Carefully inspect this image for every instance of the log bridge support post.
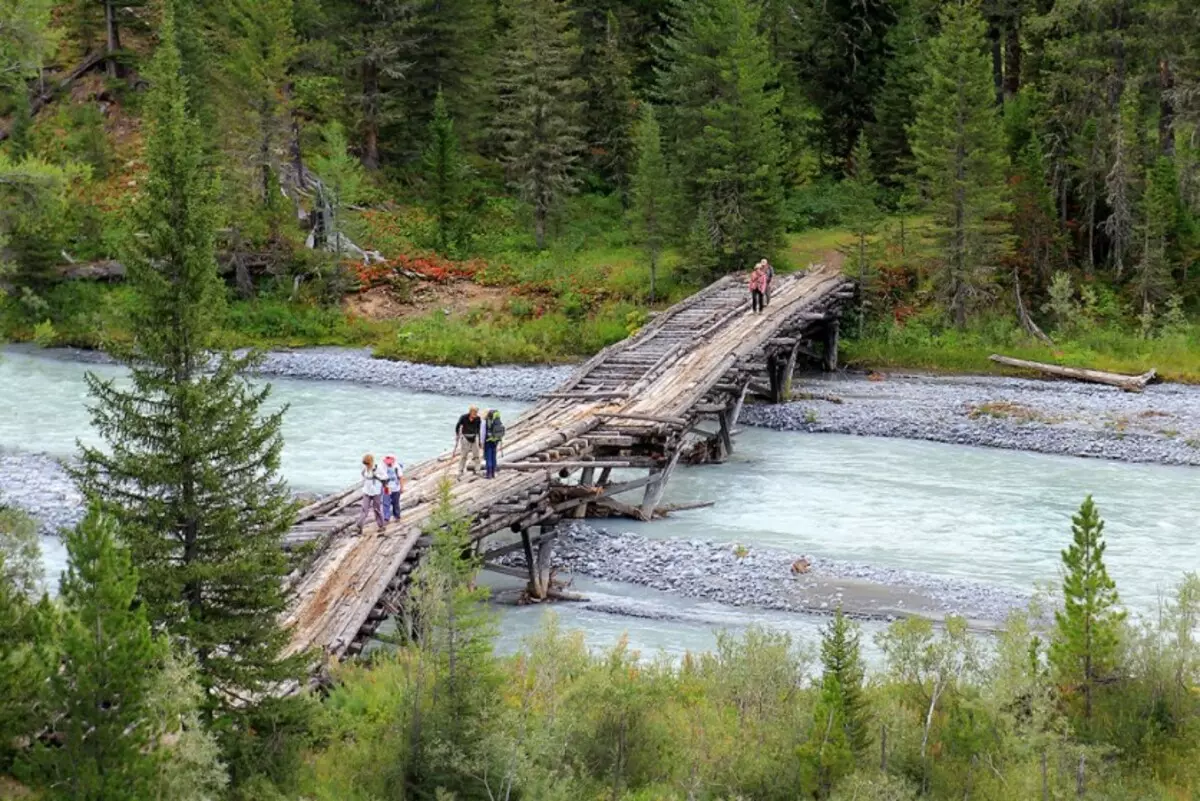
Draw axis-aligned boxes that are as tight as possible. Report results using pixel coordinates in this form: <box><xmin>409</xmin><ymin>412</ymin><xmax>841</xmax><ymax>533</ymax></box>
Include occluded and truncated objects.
<box><xmin>639</xmin><ymin>445</ymin><xmax>683</xmax><ymax>521</ymax></box>
<box><xmin>822</xmin><ymin>319</ymin><xmax>840</xmax><ymax>372</ymax></box>
<box><xmin>573</xmin><ymin>467</ymin><xmax>596</xmax><ymax>519</ymax></box>
<box><xmin>520</xmin><ymin>523</ymin><xmax>557</xmax><ymax>600</ymax></box>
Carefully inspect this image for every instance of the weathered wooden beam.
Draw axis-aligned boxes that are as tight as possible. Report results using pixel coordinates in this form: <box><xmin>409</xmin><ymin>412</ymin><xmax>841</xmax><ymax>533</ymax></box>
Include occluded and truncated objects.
<box><xmin>540</xmin><ymin>391</ymin><xmax>631</xmax><ymax>400</ymax></box>
<box><xmin>502</xmin><ymin>459</ymin><xmax>642</xmax><ymax>470</ymax></box>
<box><xmin>596</xmin><ymin>411</ymin><xmax>689</xmax><ymax>426</ymax></box>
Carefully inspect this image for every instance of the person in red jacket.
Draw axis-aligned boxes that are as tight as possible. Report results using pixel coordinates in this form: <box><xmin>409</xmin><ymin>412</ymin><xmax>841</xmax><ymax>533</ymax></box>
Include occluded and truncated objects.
<box><xmin>749</xmin><ymin>263</ymin><xmax>768</xmax><ymax>314</ymax></box>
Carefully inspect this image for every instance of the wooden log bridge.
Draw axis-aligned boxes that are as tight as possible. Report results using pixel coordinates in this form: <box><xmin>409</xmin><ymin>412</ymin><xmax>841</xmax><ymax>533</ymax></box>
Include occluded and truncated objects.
<box><xmin>282</xmin><ymin>263</ymin><xmax>854</xmax><ymax>660</ymax></box>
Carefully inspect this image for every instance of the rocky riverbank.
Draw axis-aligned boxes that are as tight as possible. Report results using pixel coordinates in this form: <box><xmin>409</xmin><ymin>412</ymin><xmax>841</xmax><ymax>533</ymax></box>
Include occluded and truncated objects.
<box><xmin>0</xmin><ymin>453</ymin><xmax>85</xmax><ymax>535</ymax></box>
<box><xmin>504</xmin><ymin>522</ymin><xmax>1030</xmax><ymax>626</ymax></box>
<box><xmin>744</xmin><ymin>372</ymin><xmax>1200</xmax><ymax>467</ymax></box>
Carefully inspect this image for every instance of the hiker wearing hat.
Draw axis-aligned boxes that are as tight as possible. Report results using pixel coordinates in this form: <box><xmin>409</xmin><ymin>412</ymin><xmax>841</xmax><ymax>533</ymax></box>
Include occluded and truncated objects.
<box><xmin>382</xmin><ymin>454</ymin><xmax>405</xmax><ymax>522</ymax></box>
<box><xmin>483</xmin><ymin>409</ymin><xmax>506</xmax><ymax>479</ymax></box>
<box><xmin>357</xmin><ymin>454</ymin><xmax>387</xmax><ymax>535</ymax></box>
<box><xmin>454</xmin><ymin>405</ymin><xmax>483</xmax><ymax>478</ymax></box>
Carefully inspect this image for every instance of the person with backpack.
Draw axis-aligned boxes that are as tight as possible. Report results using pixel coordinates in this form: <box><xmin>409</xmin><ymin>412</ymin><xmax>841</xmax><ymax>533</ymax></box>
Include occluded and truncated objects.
<box><xmin>454</xmin><ymin>405</ymin><xmax>483</xmax><ymax>478</ymax></box>
<box><xmin>483</xmin><ymin>409</ymin><xmax>506</xmax><ymax>479</ymax></box>
<box><xmin>381</xmin><ymin>454</ymin><xmax>405</xmax><ymax>522</ymax></box>
<box><xmin>357</xmin><ymin>453</ymin><xmax>387</xmax><ymax>535</ymax></box>
<box><xmin>762</xmin><ymin>258</ymin><xmax>775</xmax><ymax>306</ymax></box>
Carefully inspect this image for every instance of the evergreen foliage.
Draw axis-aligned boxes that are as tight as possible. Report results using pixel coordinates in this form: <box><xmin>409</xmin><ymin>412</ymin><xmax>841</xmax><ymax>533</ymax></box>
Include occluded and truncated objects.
<box><xmin>803</xmin><ymin>607</ymin><xmax>871</xmax><ymax>797</ymax></box>
<box><xmin>657</xmin><ymin>0</ymin><xmax>786</xmax><ymax>275</ymax></box>
<box><xmin>846</xmin><ymin>132</ymin><xmax>882</xmax><ymax>327</ymax></box>
<box><xmin>909</xmin><ymin>0</ymin><xmax>1012</xmax><ymax>327</ymax></box>
<box><xmin>37</xmin><ymin>509</ymin><xmax>166</xmax><ymax>801</ymax></box>
<box><xmin>1050</xmin><ymin>495</ymin><xmax>1126</xmax><ymax>723</ymax></box>
<box><xmin>422</xmin><ymin>89</ymin><xmax>472</xmax><ymax>253</ymax></box>
<box><xmin>73</xmin><ymin>3</ymin><xmax>304</xmax><ymax>755</ymax></box>
<box><xmin>580</xmin><ymin>10</ymin><xmax>637</xmax><ymax>198</ymax></box>
<box><xmin>494</xmin><ymin>0</ymin><xmax>584</xmax><ymax>249</ymax></box>
<box><xmin>340</xmin><ymin>0</ymin><xmax>416</xmax><ymax>170</ymax></box>
<box><xmin>630</xmin><ymin>103</ymin><xmax>669</xmax><ymax>303</ymax></box>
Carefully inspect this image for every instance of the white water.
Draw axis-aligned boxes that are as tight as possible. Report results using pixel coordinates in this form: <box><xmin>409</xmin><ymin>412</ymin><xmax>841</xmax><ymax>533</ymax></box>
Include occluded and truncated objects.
<box><xmin>3</xmin><ymin>348</ymin><xmax>1198</xmax><ymax>658</ymax></box>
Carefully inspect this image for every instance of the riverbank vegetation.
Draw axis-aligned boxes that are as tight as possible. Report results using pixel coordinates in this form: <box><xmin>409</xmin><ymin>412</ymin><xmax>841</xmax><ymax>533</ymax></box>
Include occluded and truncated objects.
<box><xmin>6</xmin><ymin>485</ymin><xmax>1200</xmax><ymax>800</ymax></box>
<box><xmin>3</xmin><ymin>0</ymin><xmax>1200</xmax><ymax>372</ymax></box>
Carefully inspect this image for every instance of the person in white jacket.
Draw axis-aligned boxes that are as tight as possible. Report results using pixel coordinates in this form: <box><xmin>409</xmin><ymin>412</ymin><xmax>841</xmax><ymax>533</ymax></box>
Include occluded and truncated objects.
<box><xmin>357</xmin><ymin>453</ymin><xmax>387</xmax><ymax>534</ymax></box>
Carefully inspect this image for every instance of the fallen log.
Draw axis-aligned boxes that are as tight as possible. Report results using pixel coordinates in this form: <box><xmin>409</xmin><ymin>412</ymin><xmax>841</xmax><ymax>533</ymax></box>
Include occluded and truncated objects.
<box><xmin>988</xmin><ymin>354</ymin><xmax>1158</xmax><ymax>392</ymax></box>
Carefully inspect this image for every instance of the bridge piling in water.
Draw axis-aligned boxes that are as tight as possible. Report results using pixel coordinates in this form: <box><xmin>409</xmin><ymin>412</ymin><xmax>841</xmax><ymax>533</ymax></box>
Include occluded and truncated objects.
<box><xmin>280</xmin><ymin>263</ymin><xmax>856</xmax><ymax>663</ymax></box>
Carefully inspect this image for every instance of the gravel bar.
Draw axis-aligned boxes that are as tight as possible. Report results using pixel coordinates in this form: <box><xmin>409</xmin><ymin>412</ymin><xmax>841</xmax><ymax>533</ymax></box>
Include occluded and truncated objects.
<box><xmin>504</xmin><ymin>522</ymin><xmax>1029</xmax><ymax>625</ymax></box>
<box><xmin>743</xmin><ymin>371</ymin><xmax>1200</xmax><ymax>467</ymax></box>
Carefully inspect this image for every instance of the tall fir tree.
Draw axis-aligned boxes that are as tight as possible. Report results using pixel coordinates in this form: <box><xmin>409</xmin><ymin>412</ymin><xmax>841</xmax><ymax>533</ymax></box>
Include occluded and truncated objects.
<box><xmin>846</xmin><ymin>132</ymin><xmax>882</xmax><ymax>329</ymax></box>
<box><xmin>1105</xmin><ymin>87</ymin><xmax>1140</xmax><ymax>276</ymax></box>
<box><xmin>342</xmin><ymin>0</ymin><xmax>416</xmax><ymax>170</ymax></box>
<box><xmin>580</xmin><ymin>10</ymin><xmax>638</xmax><ymax>199</ymax></box>
<box><xmin>422</xmin><ymin>89</ymin><xmax>472</xmax><ymax>254</ymax></box>
<box><xmin>1136</xmin><ymin>156</ymin><xmax>1183</xmax><ymax>317</ymax></box>
<box><xmin>819</xmin><ymin>607</ymin><xmax>871</xmax><ymax>757</ymax></box>
<box><xmin>909</xmin><ymin>0</ymin><xmax>1011</xmax><ymax>327</ymax></box>
<box><xmin>402</xmin><ymin>0</ymin><xmax>495</xmax><ymax>156</ymax></box>
<box><xmin>223</xmin><ymin>0</ymin><xmax>297</xmax><ymax>199</ymax></box>
<box><xmin>1049</xmin><ymin>495</ymin><xmax>1126</xmax><ymax>722</ymax></box>
<box><xmin>75</xmin><ymin>1</ymin><xmax>304</xmax><ymax>740</ymax></box>
<box><xmin>37</xmin><ymin>510</ymin><xmax>166</xmax><ymax>801</ymax></box>
<box><xmin>0</xmin><ymin>510</ymin><xmax>56</xmax><ymax>775</ymax></box>
<box><xmin>404</xmin><ymin>481</ymin><xmax>504</xmax><ymax>797</ymax></box>
<box><xmin>657</xmin><ymin>0</ymin><xmax>786</xmax><ymax>275</ymax></box>
<box><xmin>494</xmin><ymin>0</ymin><xmax>584</xmax><ymax>249</ymax></box>
<box><xmin>630</xmin><ymin>104</ymin><xmax>670</xmax><ymax>304</ymax></box>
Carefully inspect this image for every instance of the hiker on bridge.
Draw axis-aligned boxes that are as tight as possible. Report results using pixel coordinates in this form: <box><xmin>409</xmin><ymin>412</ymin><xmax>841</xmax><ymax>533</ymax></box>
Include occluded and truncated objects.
<box><xmin>762</xmin><ymin>258</ymin><xmax>775</xmax><ymax>306</ymax></box>
<box><xmin>455</xmin><ymin>405</ymin><xmax>483</xmax><ymax>478</ymax></box>
<box><xmin>381</xmin><ymin>454</ymin><xmax>405</xmax><ymax>522</ymax></box>
<box><xmin>749</xmin><ymin>262</ymin><xmax>768</xmax><ymax>314</ymax></box>
<box><xmin>483</xmin><ymin>409</ymin><xmax>505</xmax><ymax>479</ymax></box>
<box><xmin>357</xmin><ymin>453</ymin><xmax>387</xmax><ymax>534</ymax></box>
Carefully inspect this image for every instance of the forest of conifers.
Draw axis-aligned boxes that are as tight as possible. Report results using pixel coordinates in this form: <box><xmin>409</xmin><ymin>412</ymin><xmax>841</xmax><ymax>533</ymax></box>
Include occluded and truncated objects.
<box><xmin>1</xmin><ymin>0</ymin><xmax>1199</xmax><ymax>373</ymax></box>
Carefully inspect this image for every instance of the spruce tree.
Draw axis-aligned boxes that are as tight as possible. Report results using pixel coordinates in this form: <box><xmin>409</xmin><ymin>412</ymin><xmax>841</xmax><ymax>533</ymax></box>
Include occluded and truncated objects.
<box><xmin>630</xmin><ymin>104</ymin><xmax>670</xmax><ymax>304</ymax></box>
<box><xmin>1049</xmin><ymin>496</ymin><xmax>1126</xmax><ymax>722</ymax></box>
<box><xmin>342</xmin><ymin>0</ymin><xmax>416</xmax><ymax>170</ymax></box>
<box><xmin>75</xmin><ymin>2</ymin><xmax>304</xmax><ymax>735</ymax></box>
<box><xmin>494</xmin><ymin>0</ymin><xmax>584</xmax><ymax>249</ymax></box>
<box><xmin>909</xmin><ymin>0</ymin><xmax>1011</xmax><ymax>327</ymax></box>
<box><xmin>422</xmin><ymin>89</ymin><xmax>472</xmax><ymax>254</ymax></box>
<box><xmin>38</xmin><ymin>510</ymin><xmax>166</xmax><ymax>801</ymax></box>
<box><xmin>819</xmin><ymin>607</ymin><xmax>871</xmax><ymax>757</ymax></box>
<box><xmin>657</xmin><ymin>0</ymin><xmax>786</xmax><ymax>275</ymax></box>
<box><xmin>580</xmin><ymin>10</ymin><xmax>637</xmax><ymax>199</ymax></box>
<box><xmin>1135</xmin><ymin>156</ymin><xmax>1181</xmax><ymax>318</ymax></box>
<box><xmin>1105</xmin><ymin>88</ymin><xmax>1140</xmax><ymax>277</ymax></box>
<box><xmin>846</xmin><ymin>132</ymin><xmax>881</xmax><ymax>329</ymax></box>
<box><xmin>0</xmin><ymin>510</ymin><xmax>56</xmax><ymax>774</ymax></box>
<box><xmin>405</xmin><ymin>480</ymin><xmax>503</xmax><ymax>796</ymax></box>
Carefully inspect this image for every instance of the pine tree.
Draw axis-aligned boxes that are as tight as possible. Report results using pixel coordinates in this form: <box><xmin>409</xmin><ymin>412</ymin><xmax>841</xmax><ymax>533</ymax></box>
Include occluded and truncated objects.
<box><xmin>819</xmin><ymin>608</ymin><xmax>871</xmax><ymax>757</ymax></box>
<box><xmin>1135</xmin><ymin>156</ymin><xmax>1180</xmax><ymax>318</ymax></box>
<box><xmin>657</xmin><ymin>0</ymin><xmax>786</xmax><ymax>275</ymax></box>
<box><xmin>402</xmin><ymin>0</ymin><xmax>495</xmax><ymax>156</ymax></box>
<box><xmin>580</xmin><ymin>10</ymin><xmax>637</xmax><ymax>199</ymax></box>
<box><xmin>1105</xmin><ymin>88</ymin><xmax>1140</xmax><ymax>276</ymax></box>
<box><xmin>38</xmin><ymin>509</ymin><xmax>166</xmax><ymax>801</ymax></box>
<box><xmin>0</xmin><ymin>0</ymin><xmax>58</xmax><ymax>98</ymax></box>
<box><xmin>0</xmin><ymin>509</ymin><xmax>56</xmax><ymax>774</ymax></box>
<box><xmin>846</xmin><ymin>132</ymin><xmax>881</xmax><ymax>329</ymax></box>
<box><xmin>422</xmin><ymin>89</ymin><xmax>472</xmax><ymax>254</ymax></box>
<box><xmin>405</xmin><ymin>480</ymin><xmax>503</xmax><ymax>796</ymax></box>
<box><xmin>630</xmin><ymin>104</ymin><xmax>670</xmax><ymax>304</ymax></box>
<box><xmin>909</xmin><ymin>0</ymin><xmax>1011</xmax><ymax>327</ymax></box>
<box><xmin>342</xmin><ymin>0</ymin><xmax>416</xmax><ymax>170</ymax></box>
<box><xmin>1049</xmin><ymin>496</ymin><xmax>1126</xmax><ymax>722</ymax></box>
<box><xmin>75</xmin><ymin>3</ymin><xmax>304</xmax><ymax>738</ymax></box>
<box><xmin>224</xmin><ymin>0</ymin><xmax>297</xmax><ymax>199</ymax></box>
<box><xmin>494</xmin><ymin>0</ymin><xmax>584</xmax><ymax>249</ymax></box>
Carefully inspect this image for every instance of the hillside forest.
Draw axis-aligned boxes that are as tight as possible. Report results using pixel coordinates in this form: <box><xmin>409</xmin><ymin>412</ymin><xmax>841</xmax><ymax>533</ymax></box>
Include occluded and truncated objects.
<box><xmin>1</xmin><ymin>0</ymin><xmax>1199</xmax><ymax>375</ymax></box>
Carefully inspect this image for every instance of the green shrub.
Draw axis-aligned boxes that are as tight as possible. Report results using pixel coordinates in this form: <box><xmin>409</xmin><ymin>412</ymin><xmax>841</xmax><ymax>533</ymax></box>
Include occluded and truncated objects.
<box><xmin>31</xmin><ymin>319</ymin><xmax>56</xmax><ymax>347</ymax></box>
